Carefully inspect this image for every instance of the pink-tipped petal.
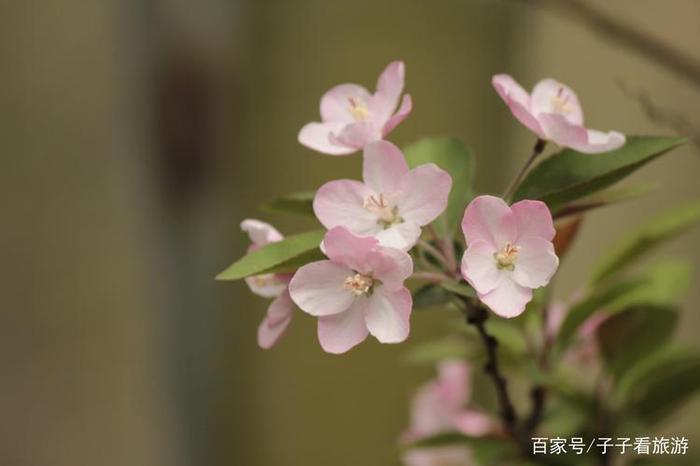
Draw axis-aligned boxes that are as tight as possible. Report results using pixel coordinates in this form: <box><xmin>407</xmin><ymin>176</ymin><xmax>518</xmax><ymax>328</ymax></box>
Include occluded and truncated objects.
<box><xmin>492</xmin><ymin>74</ymin><xmax>544</xmax><ymax>138</ymax></box>
<box><xmin>575</xmin><ymin>129</ymin><xmax>626</xmax><ymax>154</ymax></box>
<box><xmin>320</xmin><ymin>83</ymin><xmax>373</xmax><ymax>122</ymax></box>
<box><xmin>298</xmin><ymin>121</ymin><xmax>357</xmax><ymax>155</ymax></box>
<box><xmin>317</xmin><ymin>301</ymin><xmax>369</xmax><ymax>354</ymax></box>
<box><xmin>436</xmin><ymin>360</ymin><xmax>471</xmax><ymax>407</ymax></box>
<box><xmin>461</xmin><ymin>240</ymin><xmax>501</xmax><ymax>295</ymax></box>
<box><xmin>375</xmin><ymin>60</ymin><xmax>405</xmax><ymax>113</ymax></box>
<box><xmin>539</xmin><ymin>113</ymin><xmax>588</xmax><ymax>149</ymax></box>
<box><xmin>241</xmin><ymin>219</ymin><xmax>283</xmax><ymax>246</ymax></box>
<box><xmin>365</xmin><ymin>247</ymin><xmax>413</xmax><ymax>291</ymax></box>
<box><xmin>322</xmin><ymin>226</ymin><xmax>379</xmax><ymax>272</ymax></box>
<box><xmin>398</xmin><ymin>163</ymin><xmax>451</xmax><ymax>225</ymax></box>
<box><xmin>454</xmin><ymin>410</ymin><xmax>494</xmax><ymax>437</ymax></box>
<box><xmin>313</xmin><ymin>180</ymin><xmax>380</xmax><ymax>235</ymax></box>
<box><xmin>479</xmin><ymin>274</ymin><xmax>533</xmax><ymax>318</ymax></box>
<box><xmin>257</xmin><ymin>291</ymin><xmax>294</xmax><ymax>349</ymax></box>
<box><xmin>362</xmin><ymin>140</ymin><xmax>409</xmax><ymax>195</ymax></box>
<box><xmin>461</xmin><ymin>195</ymin><xmax>516</xmax><ymax>248</ymax></box>
<box><xmin>364</xmin><ymin>288</ymin><xmax>412</xmax><ymax>344</ymax></box>
<box><xmin>512</xmin><ymin>237</ymin><xmax>559</xmax><ymax>289</ymax></box>
<box><xmin>511</xmin><ymin>199</ymin><xmax>556</xmax><ymax>242</ymax></box>
<box><xmin>329</xmin><ymin>121</ymin><xmax>381</xmax><ymax>149</ymax></box>
<box><xmin>374</xmin><ymin>220</ymin><xmax>422</xmax><ymax>251</ymax></box>
<box><xmin>288</xmin><ymin>260</ymin><xmax>355</xmax><ymax>316</ymax></box>
<box><xmin>531</xmin><ymin>78</ymin><xmax>583</xmax><ymax>125</ymax></box>
<box><xmin>383</xmin><ymin>93</ymin><xmax>412</xmax><ymax>136</ymax></box>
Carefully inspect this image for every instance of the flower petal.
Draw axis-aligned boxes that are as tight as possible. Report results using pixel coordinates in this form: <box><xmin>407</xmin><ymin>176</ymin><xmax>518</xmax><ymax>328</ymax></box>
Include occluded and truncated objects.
<box><xmin>398</xmin><ymin>163</ymin><xmax>452</xmax><ymax>226</ymax></box>
<box><xmin>461</xmin><ymin>240</ymin><xmax>500</xmax><ymax>295</ymax></box>
<box><xmin>313</xmin><ymin>180</ymin><xmax>380</xmax><ymax>235</ymax></box>
<box><xmin>365</xmin><ymin>247</ymin><xmax>413</xmax><ymax>290</ymax></box>
<box><xmin>374</xmin><ymin>221</ymin><xmax>422</xmax><ymax>251</ymax></box>
<box><xmin>574</xmin><ymin>129</ymin><xmax>626</xmax><ymax>154</ymax></box>
<box><xmin>454</xmin><ymin>410</ymin><xmax>494</xmax><ymax>437</ymax></box>
<box><xmin>320</xmin><ymin>83</ymin><xmax>372</xmax><ymax>122</ymax></box>
<box><xmin>298</xmin><ymin>121</ymin><xmax>356</xmax><ymax>155</ymax></box>
<box><xmin>317</xmin><ymin>300</ymin><xmax>369</xmax><ymax>354</ymax></box>
<box><xmin>257</xmin><ymin>291</ymin><xmax>293</xmax><ymax>349</ymax></box>
<box><xmin>364</xmin><ymin>287</ymin><xmax>412</xmax><ymax>344</ymax></box>
<box><xmin>383</xmin><ymin>94</ymin><xmax>412</xmax><ymax>136</ymax></box>
<box><xmin>375</xmin><ymin>60</ymin><xmax>405</xmax><ymax>117</ymax></box>
<box><xmin>288</xmin><ymin>260</ymin><xmax>354</xmax><ymax>316</ymax></box>
<box><xmin>538</xmin><ymin>113</ymin><xmax>588</xmax><ymax>149</ymax></box>
<box><xmin>461</xmin><ymin>195</ymin><xmax>516</xmax><ymax>248</ymax></box>
<box><xmin>240</xmin><ymin>219</ymin><xmax>283</xmax><ymax>246</ymax></box>
<box><xmin>245</xmin><ymin>273</ymin><xmax>287</xmax><ymax>299</ymax></box>
<box><xmin>322</xmin><ymin>226</ymin><xmax>379</xmax><ymax>272</ymax></box>
<box><xmin>403</xmin><ymin>446</ymin><xmax>474</xmax><ymax>466</ymax></box>
<box><xmin>329</xmin><ymin>121</ymin><xmax>381</xmax><ymax>149</ymax></box>
<box><xmin>362</xmin><ymin>140</ymin><xmax>409</xmax><ymax>195</ymax></box>
<box><xmin>436</xmin><ymin>360</ymin><xmax>470</xmax><ymax>407</ymax></box>
<box><xmin>531</xmin><ymin>78</ymin><xmax>583</xmax><ymax>125</ymax></box>
<box><xmin>512</xmin><ymin>237</ymin><xmax>559</xmax><ymax>289</ymax></box>
<box><xmin>511</xmin><ymin>199</ymin><xmax>555</xmax><ymax>241</ymax></box>
<box><xmin>479</xmin><ymin>274</ymin><xmax>533</xmax><ymax>318</ymax></box>
<box><xmin>492</xmin><ymin>74</ymin><xmax>544</xmax><ymax>138</ymax></box>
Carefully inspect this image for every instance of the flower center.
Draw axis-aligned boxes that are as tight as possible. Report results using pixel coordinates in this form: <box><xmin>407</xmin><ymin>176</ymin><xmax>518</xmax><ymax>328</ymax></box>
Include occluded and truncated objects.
<box><xmin>363</xmin><ymin>194</ymin><xmax>404</xmax><ymax>228</ymax></box>
<box><xmin>348</xmin><ymin>97</ymin><xmax>370</xmax><ymax>121</ymax></box>
<box><xmin>251</xmin><ymin>273</ymin><xmax>281</xmax><ymax>288</ymax></box>
<box><xmin>343</xmin><ymin>273</ymin><xmax>374</xmax><ymax>296</ymax></box>
<box><xmin>494</xmin><ymin>242</ymin><xmax>520</xmax><ymax>271</ymax></box>
<box><xmin>550</xmin><ymin>87</ymin><xmax>574</xmax><ymax>115</ymax></box>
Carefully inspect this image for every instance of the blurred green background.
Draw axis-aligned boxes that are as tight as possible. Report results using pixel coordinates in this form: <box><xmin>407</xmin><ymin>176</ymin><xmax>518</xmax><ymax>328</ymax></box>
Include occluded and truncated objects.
<box><xmin>2</xmin><ymin>1</ymin><xmax>699</xmax><ymax>465</ymax></box>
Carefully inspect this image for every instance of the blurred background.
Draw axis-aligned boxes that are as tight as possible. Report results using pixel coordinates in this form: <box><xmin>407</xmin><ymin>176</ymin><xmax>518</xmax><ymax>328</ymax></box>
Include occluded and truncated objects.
<box><xmin>2</xmin><ymin>0</ymin><xmax>699</xmax><ymax>465</ymax></box>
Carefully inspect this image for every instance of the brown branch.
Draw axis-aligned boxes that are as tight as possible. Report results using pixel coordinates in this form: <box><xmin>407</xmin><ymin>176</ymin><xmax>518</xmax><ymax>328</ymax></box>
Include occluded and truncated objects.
<box><xmin>514</xmin><ymin>0</ymin><xmax>700</xmax><ymax>90</ymax></box>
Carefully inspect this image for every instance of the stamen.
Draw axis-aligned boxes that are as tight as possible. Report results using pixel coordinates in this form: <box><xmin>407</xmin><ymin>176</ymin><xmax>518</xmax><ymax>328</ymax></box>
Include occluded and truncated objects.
<box><xmin>344</xmin><ymin>273</ymin><xmax>374</xmax><ymax>296</ymax></box>
<box><xmin>494</xmin><ymin>242</ymin><xmax>520</xmax><ymax>271</ymax></box>
<box><xmin>348</xmin><ymin>97</ymin><xmax>370</xmax><ymax>121</ymax></box>
<box><xmin>363</xmin><ymin>194</ymin><xmax>404</xmax><ymax>228</ymax></box>
<box><xmin>550</xmin><ymin>86</ymin><xmax>573</xmax><ymax>115</ymax></box>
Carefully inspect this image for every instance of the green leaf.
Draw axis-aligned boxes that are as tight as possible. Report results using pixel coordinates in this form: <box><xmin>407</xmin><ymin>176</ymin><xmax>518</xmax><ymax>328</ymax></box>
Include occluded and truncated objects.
<box><xmin>216</xmin><ymin>229</ymin><xmax>324</xmax><ymax>280</ymax></box>
<box><xmin>596</xmin><ymin>304</ymin><xmax>678</xmax><ymax>380</ymax></box>
<box><xmin>441</xmin><ymin>281</ymin><xmax>476</xmax><ymax>299</ymax></box>
<box><xmin>553</xmin><ymin>183</ymin><xmax>657</xmax><ymax>219</ymax></box>
<box><xmin>404</xmin><ymin>338</ymin><xmax>468</xmax><ymax>366</ymax></box>
<box><xmin>512</xmin><ymin>136</ymin><xmax>685</xmax><ymax>209</ymax></box>
<box><xmin>404</xmin><ymin>137</ymin><xmax>474</xmax><ymax>233</ymax></box>
<box><xmin>591</xmin><ymin>199</ymin><xmax>700</xmax><ymax>284</ymax></box>
<box><xmin>260</xmin><ymin>191</ymin><xmax>315</xmax><ymax>216</ymax></box>
<box><xmin>606</xmin><ymin>259</ymin><xmax>692</xmax><ymax>310</ymax></box>
<box><xmin>619</xmin><ymin>347</ymin><xmax>700</xmax><ymax>424</ymax></box>
<box><xmin>412</xmin><ymin>284</ymin><xmax>451</xmax><ymax>309</ymax></box>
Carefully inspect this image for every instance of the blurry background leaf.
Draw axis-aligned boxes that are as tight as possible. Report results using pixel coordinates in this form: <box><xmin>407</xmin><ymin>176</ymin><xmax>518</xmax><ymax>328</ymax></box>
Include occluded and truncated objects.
<box><xmin>606</xmin><ymin>259</ymin><xmax>693</xmax><ymax>310</ymax></box>
<box><xmin>412</xmin><ymin>284</ymin><xmax>452</xmax><ymax>309</ymax></box>
<box><xmin>216</xmin><ymin>229</ymin><xmax>324</xmax><ymax>280</ymax></box>
<box><xmin>260</xmin><ymin>191</ymin><xmax>316</xmax><ymax>217</ymax></box>
<box><xmin>591</xmin><ymin>199</ymin><xmax>700</xmax><ymax>284</ymax></box>
<box><xmin>596</xmin><ymin>305</ymin><xmax>679</xmax><ymax>380</ymax></box>
<box><xmin>618</xmin><ymin>347</ymin><xmax>700</xmax><ymax>424</ymax></box>
<box><xmin>404</xmin><ymin>338</ymin><xmax>469</xmax><ymax>366</ymax></box>
<box><xmin>553</xmin><ymin>216</ymin><xmax>583</xmax><ymax>258</ymax></box>
<box><xmin>441</xmin><ymin>281</ymin><xmax>476</xmax><ymax>299</ymax></box>
<box><xmin>404</xmin><ymin>138</ymin><xmax>474</xmax><ymax>233</ymax></box>
<box><xmin>512</xmin><ymin>136</ymin><xmax>685</xmax><ymax>209</ymax></box>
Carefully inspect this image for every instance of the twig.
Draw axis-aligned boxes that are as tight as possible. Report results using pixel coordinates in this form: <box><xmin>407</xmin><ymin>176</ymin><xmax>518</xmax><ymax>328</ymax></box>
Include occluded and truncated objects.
<box><xmin>460</xmin><ymin>297</ymin><xmax>518</xmax><ymax>434</ymax></box>
<box><xmin>427</xmin><ymin>224</ymin><xmax>459</xmax><ymax>278</ymax></box>
<box><xmin>417</xmin><ymin>239</ymin><xmax>452</xmax><ymax>271</ymax></box>
<box><xmin>411</xmin><ymin>271</ymin><xmax>452</xmax><ymax>283</ymax></box>
<box><xmin>504</xmin><ymin>139</ymin><xmax>546</xmax><ymax>201</ymax></box>
<box><xmin>513</xmin><ymin>0</ymin><xmax>700</xmax><ymax>90</ymax></box>
<box><xmin>525</xmin><ymin>386</ymin><xmax>547</xmax><ymax>434</ymax></box>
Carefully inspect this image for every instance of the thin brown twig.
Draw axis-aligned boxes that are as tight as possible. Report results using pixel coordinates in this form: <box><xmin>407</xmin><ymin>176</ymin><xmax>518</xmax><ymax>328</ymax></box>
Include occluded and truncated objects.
<box><xmin>513</xmin><ymin>0</ymin><xmax>700</xmax><ymax>90</ymax></box>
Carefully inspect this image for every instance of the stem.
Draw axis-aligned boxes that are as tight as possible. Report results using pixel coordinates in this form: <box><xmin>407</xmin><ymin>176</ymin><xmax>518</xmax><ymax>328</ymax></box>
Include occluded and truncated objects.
<box><xmin>417</xmin><ymin>239</ymin><xmax>451</xmax><ymax>271</ymax></box>
<box><xmin>460</xmin><ymin>297</ymin><xmax>518</xmax><ymax>434</ymax></box>
<box><xmin>503</xmin><ymin>139</ymin><xmax>546</xmax><ymax>201</ymax></box>
<box><xmin>411</xmin><ymin>271</ymin><xmax>452</xmax><ymax>283</ymax></box>
<box><xmin>525</xmin><ymin>386</ymin><xmax>547</xmax><ymax>434</ymax></box>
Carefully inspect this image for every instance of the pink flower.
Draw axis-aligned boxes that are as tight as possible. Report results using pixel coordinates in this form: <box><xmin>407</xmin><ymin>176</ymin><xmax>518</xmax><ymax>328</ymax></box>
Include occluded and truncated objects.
<box><xmin>288</xmin><ymin>227</ymin><xmax>413</xmax><ymax>354</ymax></box>
<box><xmin>460</xmin><ymin>196</ymin><xmax>559</xmax><ymax>318</ymax></box>
<box><xmin>404</xmin><ymin>360</ymin><xmax>495</xmax><ymax>442</ymax></box>
<box><xmin>492</xmin><ymin>74</ymin><xmax>625</xmax><ymax>154</ymax></box>
<box><xmin>313</xmin><ymin>140</ymin><xmax>451</xmax><ymax>251</ymax></box>
<box><xmin>403</xmin><ymin>446</ymin><xmax>475</xmax><ymax>466</ymax></box>
<box><xmin>241</xmin><ymin>219</ymin><xmax>294</xmax><ymax>349</ymax></box>
<box><xmin>298</xmin><ymin>61</ymin><xmax>413</xmax><ymax>155</ymax></box>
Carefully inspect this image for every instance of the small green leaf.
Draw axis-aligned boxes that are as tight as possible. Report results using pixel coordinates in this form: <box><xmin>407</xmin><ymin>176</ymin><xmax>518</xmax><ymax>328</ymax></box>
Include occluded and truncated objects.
<box><xmin>513</xmin><ymin>136</ymin><xmax>685</xmax><ymax>209</ymax></box>
<box><xmin>404</xmin><ymin>138</ymin><xmax>474</xmax><ymax>233</ymax></box>
<box><xmin>553</xmin><ymin>183</ymin><xmax>657</xmax><ymax>219</ymax></box>
<box><xmin>596</xmin><ymin>304</ymin><xmax>678</xmax><ymax>380</ymax></box>
<box><xmin>619</xmin><ymin>347</ymin><xmax>700</xmax><ymax>424</ymax></box>
<box><xmin>260</xmin><ymin>191</ymin><xmax>315</xmax><ymax>216</ymax></box>
<box><xmin>606</xmin><ymin>259</ymin><xmax>692</xmax><ymax>310</ymax></box>
<box><xmin>591</xmin><ymin>199</ymin><xmax>700</xmax><ymax>284</ymax></box>
<box><xmin>216</xmin><ymin>229</ymin><xmax>324</xmax><ymax>280</ymax></box>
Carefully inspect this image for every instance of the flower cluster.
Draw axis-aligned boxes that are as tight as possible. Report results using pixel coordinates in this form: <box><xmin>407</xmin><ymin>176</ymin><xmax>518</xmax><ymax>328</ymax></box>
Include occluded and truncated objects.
<box><xmin>234</xmin><ymin>61</ymin><xmax>633</xmax><ymax>353</ymax></box>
